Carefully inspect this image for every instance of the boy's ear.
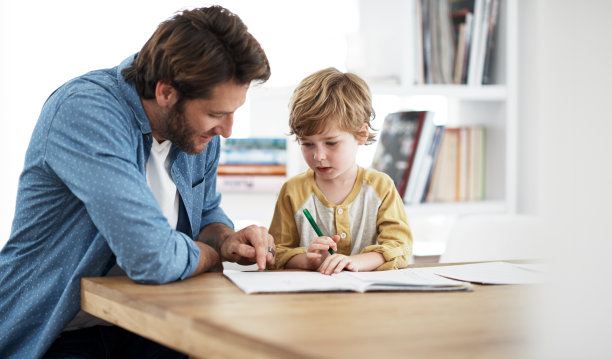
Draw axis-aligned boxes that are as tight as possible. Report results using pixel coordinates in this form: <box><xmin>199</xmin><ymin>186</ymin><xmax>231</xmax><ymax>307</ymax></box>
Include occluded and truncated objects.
<box><xmin>357</xmin><ymin>124</ymin><xmax>369</xmax><ymax>145</ymax></box>
<box><xmin>154</xmin><ymin>82</ymin><xmax>179</xmax><ymax>108</ymax></box>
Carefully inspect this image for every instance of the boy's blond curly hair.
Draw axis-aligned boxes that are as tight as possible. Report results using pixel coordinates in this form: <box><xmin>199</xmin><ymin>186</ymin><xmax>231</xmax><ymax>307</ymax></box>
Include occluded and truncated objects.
<box><xmin>289</xmin><ymin>67</ymin><xmax>377</xmax><ymax>144</ymax></box>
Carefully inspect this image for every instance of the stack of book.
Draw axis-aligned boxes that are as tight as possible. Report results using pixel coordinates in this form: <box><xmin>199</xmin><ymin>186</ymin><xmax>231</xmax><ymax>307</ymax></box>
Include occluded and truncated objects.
<box><xmin>216</xmin><ymin>138</ymin><xmax>287</xmax><ymax>192</ymax></box>
<box><xmin>371</xmin><ymin>111</ymin><xmax>485</xmax><ymax>204</ymax></box>
<box><xmin>424</xmin><ymin>126</ymin><xmax>486</xmax><ymax>203</ymax></box>
<box><xmin>416</xmin><ymin>0</ymin><xmax>500</xmax><ymax>85</ymax></box>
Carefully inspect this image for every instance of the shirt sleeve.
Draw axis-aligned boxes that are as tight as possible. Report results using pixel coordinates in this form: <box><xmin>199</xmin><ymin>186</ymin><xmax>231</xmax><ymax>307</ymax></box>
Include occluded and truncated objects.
<box><xmin>361</xmin><ymin>177</ymin><xmax>413</xmax><ymax>271</ymax></box>
<box><xmin>44</xmin><ymin>89</ymin><xmax>199</xmax><ymax>284</ymax></box>
<box><xmin>269</xmin><ymin>182</ymin><xmax>305</xmax><ymax>269</ymax></box>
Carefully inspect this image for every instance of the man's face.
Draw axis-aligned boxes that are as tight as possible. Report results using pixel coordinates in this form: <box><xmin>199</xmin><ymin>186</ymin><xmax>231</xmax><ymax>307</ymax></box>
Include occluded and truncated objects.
<box><xmin>159</xmin><ymin>81</ymin><xmax>249</xmax><ymax>154</ymax></box>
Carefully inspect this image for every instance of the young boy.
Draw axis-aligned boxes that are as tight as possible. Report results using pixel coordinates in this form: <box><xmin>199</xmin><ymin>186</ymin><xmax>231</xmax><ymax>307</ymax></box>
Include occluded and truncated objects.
<box><xmin>269</xmin><ymin>68</ymin><xmax>413</xmax><ymax>275</ymax></box>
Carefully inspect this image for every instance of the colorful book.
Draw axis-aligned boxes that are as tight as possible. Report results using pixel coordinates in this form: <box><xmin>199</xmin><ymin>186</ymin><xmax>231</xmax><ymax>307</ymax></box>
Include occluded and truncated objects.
<box><xmin>222</xmin><ymin>137</ymin><xmax>286</xmax><ymax>150</ymax></box>
<box><xmin>220</xmin><ymin>148</ymin><xmax>286</xmax><ymax>165</ymax></box>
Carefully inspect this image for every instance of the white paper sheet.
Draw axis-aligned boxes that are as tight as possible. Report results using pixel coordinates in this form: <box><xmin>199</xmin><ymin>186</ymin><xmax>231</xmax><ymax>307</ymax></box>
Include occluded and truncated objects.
<box><xmin>426</xmin><ymin>261</ymin><xmax>549</xmax><ymax>285</ymax></box>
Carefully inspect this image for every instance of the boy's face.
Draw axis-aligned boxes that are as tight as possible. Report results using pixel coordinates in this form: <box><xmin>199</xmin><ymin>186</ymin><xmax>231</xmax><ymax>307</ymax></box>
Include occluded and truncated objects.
<box><xmin>298</xmin><ymin>122</ymin><xmax>367</xmax><ymax>183</ymax></box>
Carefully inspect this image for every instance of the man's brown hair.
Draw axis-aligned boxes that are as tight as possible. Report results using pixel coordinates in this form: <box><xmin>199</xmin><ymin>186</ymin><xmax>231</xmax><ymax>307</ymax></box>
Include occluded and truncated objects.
<box><xmin>289</xmin><ymin>67</ymin><xmax>376</xmax><ymax>144</ymax></box>
<box><xmin>122</xmin><ymin>6</ymin><xmax>270</xmax><ymax>100</ymax></box>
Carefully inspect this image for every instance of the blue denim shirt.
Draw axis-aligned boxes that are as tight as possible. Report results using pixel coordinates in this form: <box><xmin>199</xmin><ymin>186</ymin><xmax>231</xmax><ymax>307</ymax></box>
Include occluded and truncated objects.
<box><xmin>0</xmin><ymin>55</ymin><xmax>233</xmax><ymax>358</ymax></box>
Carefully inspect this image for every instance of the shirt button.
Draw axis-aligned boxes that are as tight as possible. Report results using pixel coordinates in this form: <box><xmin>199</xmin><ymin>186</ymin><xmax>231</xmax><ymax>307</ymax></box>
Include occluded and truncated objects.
<box><xmin>337</xmin><ymin>208</ymin><xmax>344</xmax><ymax>214</ymax></box>
<box><xmin>340</xmin><ymin>232</ymin><xmax>347</xmax><ymax>239</ymax></box>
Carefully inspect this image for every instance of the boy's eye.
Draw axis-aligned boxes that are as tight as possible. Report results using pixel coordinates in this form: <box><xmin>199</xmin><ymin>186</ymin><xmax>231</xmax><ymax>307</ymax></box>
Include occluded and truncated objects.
<box><xmin>300</xmin><ymin>142</ymin><xmax>313</xmax><ymax>147</ymax></box>
<box><xmin>326</xmin><ymin>142</ymin><xmax>338</xmax><ymax>146</ymax></box>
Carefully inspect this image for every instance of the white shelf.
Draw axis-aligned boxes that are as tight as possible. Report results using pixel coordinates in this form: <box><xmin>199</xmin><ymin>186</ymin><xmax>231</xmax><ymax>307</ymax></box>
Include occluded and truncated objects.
<box><xmin>371</xmin><ymin>84</ymin><xmax>508</xmax><ymax>101</ymax></box>
<box><xmin>405</xmin><ymin>200</ymin><xmax>508</xmax><ymax>217</ymax></box>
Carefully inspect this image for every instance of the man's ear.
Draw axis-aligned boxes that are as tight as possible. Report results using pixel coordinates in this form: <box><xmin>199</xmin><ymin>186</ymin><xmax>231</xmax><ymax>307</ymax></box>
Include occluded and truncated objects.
<box><xmin>357</xmin><ymin>124</ymin><xmax>369</xmax><ymax>145</ymax></box>
<box><xmin>154</xmin><ymin>82</ymin><xmax>178</xmax><ymax>108</ymax></box>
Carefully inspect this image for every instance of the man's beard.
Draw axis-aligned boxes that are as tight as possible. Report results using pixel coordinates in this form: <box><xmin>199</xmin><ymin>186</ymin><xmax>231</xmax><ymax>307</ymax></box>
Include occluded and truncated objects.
<box><xmin>158</xmin><ymin>99</ymin><xmax>204</xmax><ymax>155</ymax></box>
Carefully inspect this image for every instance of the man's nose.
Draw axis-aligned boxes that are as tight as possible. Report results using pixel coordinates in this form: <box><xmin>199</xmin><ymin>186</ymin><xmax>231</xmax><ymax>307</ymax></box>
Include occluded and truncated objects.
<box><xmin>215</xmin><ymin>115</ymin><xmax>233</xmax><ymax>138</ymax></box>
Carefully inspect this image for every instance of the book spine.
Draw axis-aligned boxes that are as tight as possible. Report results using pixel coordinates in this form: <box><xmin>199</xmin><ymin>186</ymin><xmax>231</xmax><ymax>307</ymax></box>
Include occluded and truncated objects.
<box><xmin>216</xmin><ymin>175</ymin><xmax>286</xmax><ymax>192</ymax></box>
<box><xmin>217</xmin><ymin>164</ymin><xmax>287</xmax><ymax>176</ymax></box>
<box><xmin>222</xmin><ymin>137</ymin><xmax>286</xmax><ymax>150</ymax></box>
<box><xmin>220</xmin><ymin>148</ymin><xmax>286</xmax><ymax>165</ymax></box>
<box><xmin>398</xmin><ymin>113</ymin><xmax>426</xmax><ymax>197</ymax></box>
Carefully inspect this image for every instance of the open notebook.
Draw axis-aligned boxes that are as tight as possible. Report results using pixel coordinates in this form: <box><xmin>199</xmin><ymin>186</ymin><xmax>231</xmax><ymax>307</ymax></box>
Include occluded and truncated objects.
<box><xmin>223</xmin><ymin>268</ymin><xmax>473</xmax><ymax>294</ymax></box>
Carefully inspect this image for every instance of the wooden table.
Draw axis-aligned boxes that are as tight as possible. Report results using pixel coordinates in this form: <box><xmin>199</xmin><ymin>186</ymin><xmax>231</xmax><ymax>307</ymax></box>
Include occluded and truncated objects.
<box><xmin>81</xmin><ymin>264</ymin><xmax>536</xmax><ymax>359</ymax></box>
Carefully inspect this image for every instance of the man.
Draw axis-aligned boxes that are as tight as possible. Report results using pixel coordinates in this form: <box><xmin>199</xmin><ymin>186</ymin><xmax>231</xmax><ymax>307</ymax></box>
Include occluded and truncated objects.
<box><xmin>0</xmin><ymin>6</ymin><xmax>273</xmax><ymax>358</ymax></box>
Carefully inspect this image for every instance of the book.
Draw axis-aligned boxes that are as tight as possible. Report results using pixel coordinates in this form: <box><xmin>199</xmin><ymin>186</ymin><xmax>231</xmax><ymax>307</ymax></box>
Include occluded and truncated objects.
<box><xmin>421</xmin><ymin>0</ymin><xmax>455</xmax><ymax>84</ymax></box>
<box><xmin>425</xmin><ymin>126</ymin><xmax>485</xmax><ymax>202</ymax></box>
<box><xmin>403</xmin><ymin>112</ymin><xmax>437</xmax><ymax>204</ymax></box>
<box><xmin>467</xmin><ymin>0</ymin><xmax>497</xmax><ymax>85</ymax></box>
<box><xmin>216</xmin><ymin>175</ymin><xmax>286</xmax><ymax>192</ymax></box>
<box><xmin>467</xmin><ymin>126</ymin><xmax>486</xmax><ymax>200</ymax></box>
<box><xmin>218</xmin><ymin>137</ymin><xmax>287</xmax><ymax>177</ymax></box>
<box><xmin>222</xmin><ymin>137</ymin><xmax>286</xmax><ymax>150</ymax></box>
<box><xmin>217</xmin><ymin>164</ymin><xmax>286</xmax><ymax>176</ymax></box>
<box><xmin>450</xmin><ymin>0</ymin><xmax>475</xmax><ymax>84</ymax></box>
<box><xmin>426</xmin><ymin>127</ymin><xmax>460</xmax><ymax>202</ymax></box>
<box><xmin>371</xmin><ymin>111</ymin><xmax>428</xmax><ymax>197</ymax></box>
<box><xmin>220</xmin><ymin>148</ymin><xmax>286</xmax><ymax>165</ymax></box>
<box><xmin>409</xmin><ymin>125</ymin><xmax>445</xmax><ymax>204</ymax></box>
<box><xmin>481</xmin><ymin>0</ymin><xmax>500</xmax><ymax>84</ymax></box>
<box><xmin>223</xmin><ymin>268</ymin><xmax>473</xmax><ymax>294</ymax></box>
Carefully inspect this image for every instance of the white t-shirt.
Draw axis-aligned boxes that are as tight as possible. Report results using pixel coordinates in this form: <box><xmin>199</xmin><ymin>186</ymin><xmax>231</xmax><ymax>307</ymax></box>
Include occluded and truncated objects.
<box><xmin>145</xmin><ymin>137</ymin><xmax>179</xmax><ymax>230</ymax></box>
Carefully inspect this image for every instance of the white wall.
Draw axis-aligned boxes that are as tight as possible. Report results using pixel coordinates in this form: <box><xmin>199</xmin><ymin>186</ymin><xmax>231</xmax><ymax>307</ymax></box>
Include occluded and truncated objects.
<box><xmin>0</xmin><ymin>0</ymin><xmax>358</xmax><ymax>248</ymax></box>
<box><xmin>518</xmin><ymin>1</ymin><xmax>612</xmax><ymax>357</ymax></box>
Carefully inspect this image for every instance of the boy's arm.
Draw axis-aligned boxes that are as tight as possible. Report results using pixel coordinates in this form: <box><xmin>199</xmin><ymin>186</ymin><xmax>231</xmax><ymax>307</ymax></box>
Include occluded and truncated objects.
<box><xmin>362</xmin><ymin>182</ymin><xmax>413</xmax><ymax>271</ymax></box>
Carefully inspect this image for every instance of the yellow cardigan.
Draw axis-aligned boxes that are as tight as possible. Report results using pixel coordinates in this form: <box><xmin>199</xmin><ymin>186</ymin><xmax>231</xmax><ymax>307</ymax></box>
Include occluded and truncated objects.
<box><xmin>269</xmin><ymin>167</ymin><xmax>413</xmax><ymax>270</ymax></box>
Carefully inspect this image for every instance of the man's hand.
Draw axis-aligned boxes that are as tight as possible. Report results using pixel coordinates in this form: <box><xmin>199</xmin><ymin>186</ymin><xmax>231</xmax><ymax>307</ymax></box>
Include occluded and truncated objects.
<box><xmin>220</xmin><ymin>224</ymin><xmax>275</xmax><ymax>270</ymax></box>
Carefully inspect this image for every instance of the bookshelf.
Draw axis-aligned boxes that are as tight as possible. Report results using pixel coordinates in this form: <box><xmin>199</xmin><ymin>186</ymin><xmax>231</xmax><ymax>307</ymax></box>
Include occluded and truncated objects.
<box><xmin>220</xmin><ymin>0</ymin><xmax>517</xmax><ymax>244</ymax></box>
<box><xmin>354</xmin><ymin>0</ymin><xmax>517</xmax><ymax>216</ymax></box>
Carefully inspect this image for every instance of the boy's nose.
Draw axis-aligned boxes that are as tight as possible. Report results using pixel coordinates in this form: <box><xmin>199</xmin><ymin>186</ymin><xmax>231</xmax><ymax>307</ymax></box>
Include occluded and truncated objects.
<box><xmin>313</xmin><ymin>148</ymin><xmax>325</xmax><ymax>161</ymax></box>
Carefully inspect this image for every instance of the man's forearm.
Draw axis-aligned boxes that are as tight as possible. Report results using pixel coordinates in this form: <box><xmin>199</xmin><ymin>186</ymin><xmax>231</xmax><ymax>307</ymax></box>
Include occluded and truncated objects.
<box><xmin>198</xmin><ymin>222</ymin><xmax>234</xmax><ymax>254</ymax></box>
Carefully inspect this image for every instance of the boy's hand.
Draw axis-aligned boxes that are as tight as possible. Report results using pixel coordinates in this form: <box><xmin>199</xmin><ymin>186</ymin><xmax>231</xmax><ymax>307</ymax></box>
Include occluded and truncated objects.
<box><xmin>305</xmin><ymin>234</ymin><xmax>339</xmax><ymax>270</ymax></box>
<box><xmin>318</xmin><ymin>253</ymin><xmax>357</xmax><ymax>275</ymax></box>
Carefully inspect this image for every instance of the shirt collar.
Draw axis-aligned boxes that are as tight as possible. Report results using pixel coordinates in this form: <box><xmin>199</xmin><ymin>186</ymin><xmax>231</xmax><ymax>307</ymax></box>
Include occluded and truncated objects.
<box><xmin>117</xmin><ymin>53</ymin><xmax>152</xmax><ymax>135</ymax></box>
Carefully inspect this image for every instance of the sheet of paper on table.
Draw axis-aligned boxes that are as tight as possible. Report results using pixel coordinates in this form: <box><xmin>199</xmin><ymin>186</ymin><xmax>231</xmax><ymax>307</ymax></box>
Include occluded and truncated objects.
<box><xmin>425</xmin><ymin>261</ymin><xmax>550</xmax><ymax>285</ymax></box>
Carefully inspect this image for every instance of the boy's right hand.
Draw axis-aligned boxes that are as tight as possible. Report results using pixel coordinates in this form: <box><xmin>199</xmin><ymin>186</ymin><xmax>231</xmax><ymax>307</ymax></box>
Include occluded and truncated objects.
<box><xmin>305</xmin><ymin>234</ymin><xmax>340</xmax><ymax>270</ymax></box>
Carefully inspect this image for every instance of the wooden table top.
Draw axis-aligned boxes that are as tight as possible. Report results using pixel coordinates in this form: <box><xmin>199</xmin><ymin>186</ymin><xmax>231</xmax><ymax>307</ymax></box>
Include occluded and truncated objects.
<box><xmin>81</xmin><ymin>266</ymin><xmax>537</xmax><ymax>359</ymax></box>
